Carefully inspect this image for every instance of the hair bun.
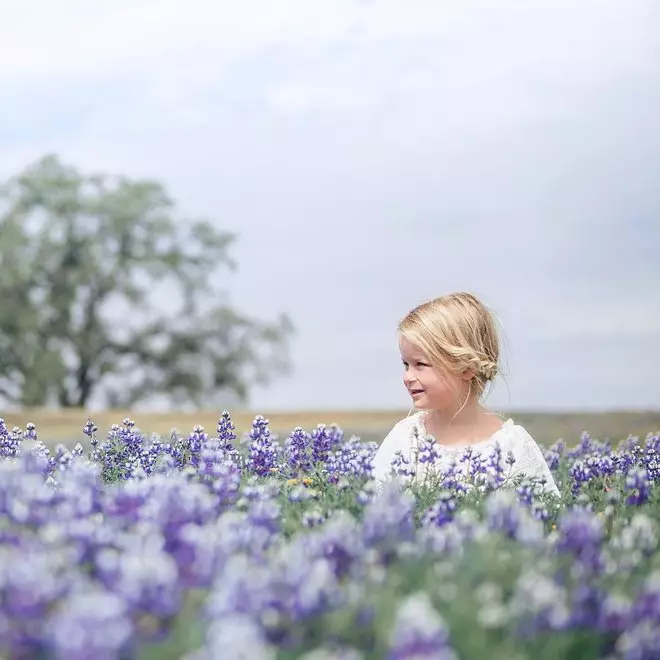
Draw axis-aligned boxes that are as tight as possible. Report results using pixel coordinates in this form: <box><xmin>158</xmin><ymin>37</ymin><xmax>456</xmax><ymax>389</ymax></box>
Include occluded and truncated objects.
<box><xmin>480</xmin><ymin>361</ymin><xmax>498</xmax><ymax>381</ymax></box>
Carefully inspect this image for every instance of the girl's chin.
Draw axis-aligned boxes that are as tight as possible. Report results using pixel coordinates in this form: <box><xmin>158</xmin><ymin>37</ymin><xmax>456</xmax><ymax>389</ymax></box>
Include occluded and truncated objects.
<box><xmin>410</xmin><ymin>395</ymin><xmax>428</xmax><ymax>409</ymax></box>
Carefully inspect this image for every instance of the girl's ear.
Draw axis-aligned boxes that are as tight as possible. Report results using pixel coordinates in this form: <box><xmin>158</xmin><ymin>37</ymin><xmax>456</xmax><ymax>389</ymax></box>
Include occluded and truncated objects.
<box><xmin>460</xmin><ymin>369</ymin><xmax>475</xmax><ymax>381</ymax></box>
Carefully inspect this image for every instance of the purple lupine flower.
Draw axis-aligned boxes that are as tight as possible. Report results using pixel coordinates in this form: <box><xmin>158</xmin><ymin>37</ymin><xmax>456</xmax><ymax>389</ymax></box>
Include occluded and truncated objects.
<box><xmin>387</xmin><ymin>450</ymin><xmax>416</xmax><ymax>480</ymax></box>
<box><xmin>510</xmin><ymin>568</ymin><xmax>571</xmax><ymax>635</ymax></box>
<box><xmin>0</xmin><ymin>418</ymin><xmax>22</xmax><ymax>459</ymax></box>
<box><xmin>21</xmin><ymin>421</ymin><xmax>38</xmax><ymax>443</ymax></box>
<box><xmin>567</xmin><ymin>581</ymin><xmax>604</xmax><ymax>629</ymax></box>
<box><xmin>247</xmin><ymin>416</ymin><xmax>279</xmax><ymax>477</ymax></box>
<box><xmin>464</xmin><ymin>442</ymin><xmax>512</xmax><ymax>491</ymax></box>
<box><xmin>182</xmin><ymin>425</ymin><xmax>208</xmax><ymax>468</ymax></box>
<box><xmin>16</xmin><ymin>438</ymin><xmax>55</xmax><ymax>481</ymax></box>
<box><xmin>166</xmin><ymin>521</ymin><xmax>224</xmax><ymax>589</ymax></box>
<box><xmin>83</xmin><ymin>418</ymin><xmax>98</xmax><ymax>439</ymax></box>
<box><xmin>615</xmin><ymin>445</ymin><xmax>641</xmax><ymax>479</ymax></box>
<box><xmin>0</xmin><ymin>545</ymin><xmax>74</xmax><ymax>656</ymax></box>
<box><xmin>598</xmin><ymin>593</ymin><xmax>632</xmax><ymax>633</ymax></box>
<box><xmin>421</xmin><ymin>491</ymin><xmax>457</xmax><ymax>528</ymax></box>
<box><xmin>311</xmin><ymin>424</ymin><xmax>334</xmax><ymax>465</ymax></box>
<box><xmin>483</xmin><ymin>443</ymin><xmax>507</xmax><ymax>488</ymax></box>
<box><xmin>216</xmin><ymin>410</ymin><xmax>237</xmax><ymax>451</ymax></box>
<box><xmin>610</xmin><ymin>513</ymin><xmax>658</xmax><ymax>566</ymax></box>
<box><xmin>196</xmin><ymin>437</ymin><xmax>242</xmax><ymax>506</ymax></box>
<box><xmin>326</xmin><ymin>436</ymin><xmax>377</xmax><ymax>482</ymax></box>
<box><xmin>211</xmin><ymin>542</ymin><xmax>346</xmax><ymax>636</ymax></box>
<box><xmin>631</xmin><ymin>569</ymin><xmax>660</xmax><ymax>622</ymax></box>
<box><xmin>297</xmin><ymin>512</ymin><xmax>364</xmax><ymax>580</ymax></box>
<box><xmin>457</xmin><ymin>446</ymin><xmax>476</xmax><ymax>474</ymax></box>
<box><xmin>388</xmin><ymin>592</ymin><xmax>457</xmax><ymax>660</ymax></box>
<box><xmin>267</xmin><ymin>541</ymin><xmax>346</xmax><ymax>623</ymax></box>
<box><xmin>45</xmin><ymin>587</ymin><xmax>133</xmax><ymax>660</ymax></box>
<box><xmin>53</xmin><ymin>443</ymin><xmax>72</xmax><ymax>472</ymax></box>
<box><xmin>625</xmin><ymin>467</ymin><xmax>651</xmax><ymax>506</ymax></box>
<box><xmin>574</xmin><ymin>454</ymin><xmax>612</xmax><ymax>482</ymax></box>
<box><xmin>567</xmin><ymin>432</ymin><xmax>590</xmax><ymax>459</ymax></box>
<box><xmin>615</xmin><ymin>620</ymin><xmax>660</xmax><ymax>660</ymax></box>
<box><xmin>83</xmin><ymin>418</ymin><xmax>101</xmax><ymax>463</ymax></box>
<box><xmin>434</xmin><ymin>460</ymin><xmax>470</xmax><ymax>496</ymax></box>
<box><xmin>511</xmin><ymin>475</ymin><xmax>553</xmax><ymax>511</ymax></box>
<box><xmin>8</xmin><ymin>407</ymin><xmax>660</xmax><ymax>658</ymax></box>
<box><xmin>286</xmin><ymin>426</ymin><xmax>313</xmax><ymax>477</ymax></box>
<box><xmin>544</xmin><ymin>440</ymin><xmax>565</xmax><ymax>471</ymax></box>
<box><xmin>457</xmin><ymin>449</ymin><xmax>493</xmax><ymax>488</ymax></box>
<box><xmin>641</xmin><ymin>435</ymin><xmax>660</xmax><ymax>482</ymax></box>
<box><xmin>110</xmin><ymin>546</ymin><xmax>182</xmax><ymax>634</ymax></box>
<box><xmin>516</xmin><ymin>484</ymin><xmax>535</xmax><ymax>507</ymax></box>
<box><xmin>594</xmin><ymin>454</ymin><xmax>616</xmax><ymax>478</ymax></box>
<box><xmin>361</xmin><ymin>481</ymin><xmax>416</xmax><ymax>559</ymax></box>
<box><xmin>94</xmin><ymin>419</ymin><xmax>146</xmax><ymax>482</ymax></box>
<box><xmin>483</xmin><ymin>490</ymin><xmax>544</xmax><ymax>545</ymax></box>
<box><xmin>248</xmin><ymin>499</ymin><xmax>281</xmax><ymax>536</ymax></box>
<box><xmin>326</xmin><ymin>423</ymin><xmax>344</xmax><ymax>449</ymax></box>
<box><xmin>614</xmin><ymin>571</ymin><xmax>660</xmax><ymax>658</ymax></box>
<box><xmin>186</xmin><ymin>613</ymin><xmax>276</xmax><ymax>660</ymax></box>
<box><xmin>567</xmin><ymin>431</ymin><xmax>610</xmax><ymax>460</ymax></box>
<box><xmin>568</xmin><ymin>460</ymin><xmax>592</xmax><ymax>495</ymax></box>
<box><xmin>114</xmin><ymin>418</ymin><xmax>144</xmax><ymax>455</ymax></box>
<box><xmin>417</xmin><ymin>436</ymin><xmax>441</xmax><ymax>465</ymax></box>
<box><xmin>529</xmin><ymin>502</ymin><xmax>550</xmax><ymax>523</ymax></box>
<box><xmin>555</xmin><ymin>507</ymin><xmax>604</xmax><ymax>573</ymax></box>
<box><xmin>200</xmin><ymin>558</ymin><xmax>283</xmax><ymax>646</ymax></box>
<box><xmin>151</xmin><ymin>436</ymin><xmax>184</xmax><ymax>474</ymax></box>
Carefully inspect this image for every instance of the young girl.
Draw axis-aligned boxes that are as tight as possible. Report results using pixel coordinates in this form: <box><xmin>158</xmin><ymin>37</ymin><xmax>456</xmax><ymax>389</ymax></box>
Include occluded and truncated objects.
<box><xmin>372</xmin><ymin>292</ymin><xmax>560</xmax><ymax>497</ymax></box>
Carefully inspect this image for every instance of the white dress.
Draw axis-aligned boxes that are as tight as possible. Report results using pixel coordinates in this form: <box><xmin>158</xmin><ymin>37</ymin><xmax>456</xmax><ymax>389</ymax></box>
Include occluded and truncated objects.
<box><xmin>372</xmin><ymin>411</ymin><xmax>560</xmax><ymax>497</ymax></box>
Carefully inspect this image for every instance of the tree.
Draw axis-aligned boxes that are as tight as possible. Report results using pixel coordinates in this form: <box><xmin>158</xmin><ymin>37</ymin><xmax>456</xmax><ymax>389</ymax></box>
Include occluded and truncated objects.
<box><xmin>0</xmin><ymin>155</ymin><xmax>294</xmax><ymax>409</ymax></box>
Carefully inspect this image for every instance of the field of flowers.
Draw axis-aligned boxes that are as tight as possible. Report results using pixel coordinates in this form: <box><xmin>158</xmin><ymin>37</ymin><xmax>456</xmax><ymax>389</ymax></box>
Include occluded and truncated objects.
<box><xmin>1</xmin><ymin>411</ymin><xmax>660</xmax><ymax>660</ymax></box>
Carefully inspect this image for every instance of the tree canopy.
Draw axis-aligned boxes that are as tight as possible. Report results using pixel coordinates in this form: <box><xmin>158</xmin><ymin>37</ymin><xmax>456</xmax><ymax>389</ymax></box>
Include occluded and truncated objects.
<box><xmin>0</xmin><ymin>155</ymin><xmax>294</xmax><ymax>409</ymax></box>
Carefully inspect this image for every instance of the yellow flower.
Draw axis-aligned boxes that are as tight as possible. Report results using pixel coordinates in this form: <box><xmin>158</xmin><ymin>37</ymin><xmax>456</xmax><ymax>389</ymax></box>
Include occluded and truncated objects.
<box><xmin>302</xmin><ymin>477</ymin><xmax>313</xmax><ymax>486</ymax></box>
<box><xmin>286</xmin><ymin>478</ymin><xmax>299</xmax><ymax>486</ymax></box>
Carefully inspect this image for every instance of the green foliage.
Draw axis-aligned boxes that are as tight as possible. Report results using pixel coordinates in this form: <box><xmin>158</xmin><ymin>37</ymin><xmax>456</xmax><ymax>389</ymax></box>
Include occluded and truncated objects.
<box><xmin>131</xmin><ymin>471</ymin><xmax>660</xmax><ymax>660</ymax></box>
<box><xmin>0</xmin><ymin>155</ymin><xmax>294</xmax><ymax>408</ymax></box>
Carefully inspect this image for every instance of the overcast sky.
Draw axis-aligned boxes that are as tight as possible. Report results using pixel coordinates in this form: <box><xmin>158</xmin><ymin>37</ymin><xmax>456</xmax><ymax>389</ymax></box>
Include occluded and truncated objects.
<box><xmin>1</xmin><ymin>0</ymin><xmax>659</xmax><ymax>412</ymax></box>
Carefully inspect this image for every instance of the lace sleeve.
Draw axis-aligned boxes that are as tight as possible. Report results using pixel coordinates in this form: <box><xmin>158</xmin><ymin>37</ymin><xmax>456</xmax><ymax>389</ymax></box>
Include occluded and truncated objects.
<box><xmin>507</xmin><ymin>427</ymin><xmax>561</xmax><ymax>497</ymax></box>
<box><xmin>371</xmin><ymin>417</ymin><xmax>414</xmax><ymax>484</ymax></box>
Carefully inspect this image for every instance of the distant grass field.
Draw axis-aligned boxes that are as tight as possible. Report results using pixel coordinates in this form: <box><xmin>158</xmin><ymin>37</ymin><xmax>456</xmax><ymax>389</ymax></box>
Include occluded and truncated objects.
<box><xmin>2</xmin><ymin>407</ymin><xmax>660</xmax><ymax>448</ymax></box>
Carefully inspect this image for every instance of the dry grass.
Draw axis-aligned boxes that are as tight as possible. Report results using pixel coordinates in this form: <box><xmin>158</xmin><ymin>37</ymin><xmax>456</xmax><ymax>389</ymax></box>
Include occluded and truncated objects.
<box><xmin>2</xmin><ymin>409</ymin><xmax>408</xmax><ymax>443</ymax></box>
<box><xmin>2</xmin><ymin>407</ymin><xmax>660</xmax><ymax>447</ymax></box>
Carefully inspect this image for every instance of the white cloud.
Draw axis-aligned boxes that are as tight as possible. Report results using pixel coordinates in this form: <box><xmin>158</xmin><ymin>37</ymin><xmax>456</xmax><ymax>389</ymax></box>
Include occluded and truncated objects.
<box><xmin>0</xmin><ymin>0</ymin><xmax>658</xmax><ymax>410</ymax></box>
<box><xmin>0</xmin><ymin>0</ymin><xmax>358</xmax><ymax>80</ymax></box>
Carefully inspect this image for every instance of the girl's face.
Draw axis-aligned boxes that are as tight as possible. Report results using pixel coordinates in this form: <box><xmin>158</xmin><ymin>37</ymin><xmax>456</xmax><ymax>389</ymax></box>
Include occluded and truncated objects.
<box><xmin>399</xmin><ymin>336</ymin><xmax>469</xmax><ymax>412</ymax></box>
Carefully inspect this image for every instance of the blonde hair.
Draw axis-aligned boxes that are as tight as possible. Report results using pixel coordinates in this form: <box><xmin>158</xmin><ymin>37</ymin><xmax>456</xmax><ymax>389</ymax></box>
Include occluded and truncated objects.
<box><xmin>398</xmin><ymin>292</ymin><xmax>500</xmax><ymax>399</ymax></box>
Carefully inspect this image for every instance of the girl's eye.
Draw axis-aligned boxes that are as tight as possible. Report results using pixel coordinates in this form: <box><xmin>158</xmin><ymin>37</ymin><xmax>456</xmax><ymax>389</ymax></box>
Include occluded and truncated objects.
<box><xmin>417</xmin><ymin>362</ymin><xmax>429</xmax><ymax>368</ymax></box>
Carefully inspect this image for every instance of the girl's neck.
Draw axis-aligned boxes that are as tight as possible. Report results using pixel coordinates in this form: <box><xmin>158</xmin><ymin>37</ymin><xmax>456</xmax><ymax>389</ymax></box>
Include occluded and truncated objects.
<box><xmin>424</xmin><ymin>400</ymin><xmax>492</xmax><ymax>429</ymax></box>
<box><xmin>421</xmin><ymin>403</ymin><xmax>504</xmax><ymax>446</ymax></box>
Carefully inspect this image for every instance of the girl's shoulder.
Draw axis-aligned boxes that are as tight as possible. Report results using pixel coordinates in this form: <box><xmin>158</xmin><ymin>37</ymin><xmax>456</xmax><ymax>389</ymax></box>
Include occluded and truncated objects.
<box><xmin>384</xmin><ymin>411</ymin><xmax>424</xmax><ymax>439</ymax></box>
<box><xmin>384</xmin><ymin>412</ymin><xmax>538</xmax><ymax>451</ymax></box>
<box><xmin>495</xmin><ymin>417</ymin><xmax>528</xmax><ymax>436</ymax></box>
<box><xmin>489</xmin><ymin>418</ymin><xmax>537</xmax><ymax>447</ymax></box>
